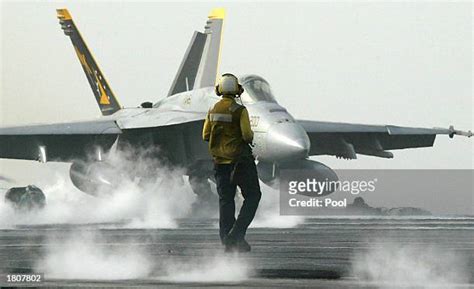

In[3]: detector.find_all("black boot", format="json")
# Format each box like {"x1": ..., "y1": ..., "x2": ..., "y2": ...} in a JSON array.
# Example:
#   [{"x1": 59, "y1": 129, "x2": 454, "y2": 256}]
[
  {"x1": 236, "y1": 239, "x2": 251, "y2": 252},
  {"x1": 223, "y1": 235, "x2": 251, "y2": 253}
]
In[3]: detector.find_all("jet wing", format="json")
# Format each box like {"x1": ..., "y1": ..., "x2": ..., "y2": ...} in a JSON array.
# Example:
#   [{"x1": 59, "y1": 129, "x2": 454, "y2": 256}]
[
  {"x1": 0, "y1": 120, "x2": 121, "y2": 162},
  {"x1": 116, "y1": 110, "x2": 206, "y2": 129},
  {"x1": 298, "y1": 120, "x2": 472, "y2": 159}
]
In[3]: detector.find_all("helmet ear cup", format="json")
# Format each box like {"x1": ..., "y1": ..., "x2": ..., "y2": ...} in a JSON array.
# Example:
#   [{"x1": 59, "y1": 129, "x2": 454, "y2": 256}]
[
  {"x1": 238, "y1": 84, "x2": 244, "y2": 95},
  {"x1": 215, "y1": 84, "x2": 222, "y2": 96}
]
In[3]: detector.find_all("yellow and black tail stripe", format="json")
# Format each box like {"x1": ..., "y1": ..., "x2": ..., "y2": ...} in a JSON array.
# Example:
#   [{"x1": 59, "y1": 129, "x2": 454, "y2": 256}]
[{"x1": 57, "y1": 9, "x2": 121, "y2": 116}]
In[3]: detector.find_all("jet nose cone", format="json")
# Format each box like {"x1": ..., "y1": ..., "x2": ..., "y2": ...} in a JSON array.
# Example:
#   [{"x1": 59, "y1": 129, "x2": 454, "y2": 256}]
[{"x1": 265, "y1": 122, "x2": 310, "y2": 161}]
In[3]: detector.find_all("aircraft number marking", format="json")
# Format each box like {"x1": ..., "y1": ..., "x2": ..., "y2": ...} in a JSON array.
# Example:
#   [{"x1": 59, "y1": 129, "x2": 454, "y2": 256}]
[{"x1": 250, "y1": 116, "x2": 260, "y2": 127}]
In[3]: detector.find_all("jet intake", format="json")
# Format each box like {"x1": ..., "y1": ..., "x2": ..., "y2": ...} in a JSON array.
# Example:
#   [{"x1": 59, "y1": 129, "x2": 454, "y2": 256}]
[{"x1": 69, "y1": 161, "x2": 119, "y2": 195}]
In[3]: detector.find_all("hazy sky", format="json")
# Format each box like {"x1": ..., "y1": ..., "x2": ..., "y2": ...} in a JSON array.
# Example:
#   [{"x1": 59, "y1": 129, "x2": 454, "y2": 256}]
[{"x1": 0, "y1": 1, "x2": 472, "y2": 214}]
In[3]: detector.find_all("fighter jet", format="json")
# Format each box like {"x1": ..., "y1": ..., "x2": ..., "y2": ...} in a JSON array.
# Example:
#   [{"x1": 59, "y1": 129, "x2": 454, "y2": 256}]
[{"x1": 0, "y1": 8, "x2": 471, "y2": 201}]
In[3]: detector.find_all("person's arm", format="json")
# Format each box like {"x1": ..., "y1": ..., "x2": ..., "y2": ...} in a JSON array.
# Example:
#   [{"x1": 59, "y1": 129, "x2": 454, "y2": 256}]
[
  {"x1": 202, "y1": 112, "x2": 211, "y2": 141},
  {"x1": 240, "y1": 108, "x2": 254, "y2": 143}
]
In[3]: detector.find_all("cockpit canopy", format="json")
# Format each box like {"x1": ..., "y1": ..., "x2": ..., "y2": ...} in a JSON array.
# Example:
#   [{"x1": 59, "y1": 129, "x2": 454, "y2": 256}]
[{"x1": 239, "y1": 75, "x2": 276, "y2": 103}]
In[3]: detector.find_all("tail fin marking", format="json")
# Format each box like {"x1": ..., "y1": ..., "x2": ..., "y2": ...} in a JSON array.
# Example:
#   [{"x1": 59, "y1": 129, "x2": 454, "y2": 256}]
[{"x1": 57, "y1": 9, "x2": 120, "y2": 115}]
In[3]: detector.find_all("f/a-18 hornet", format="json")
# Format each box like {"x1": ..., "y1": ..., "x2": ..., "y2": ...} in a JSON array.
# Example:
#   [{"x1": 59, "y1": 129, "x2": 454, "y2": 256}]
[{"x1": 0, "y1": 8, "x2": 471, "y2": 203}]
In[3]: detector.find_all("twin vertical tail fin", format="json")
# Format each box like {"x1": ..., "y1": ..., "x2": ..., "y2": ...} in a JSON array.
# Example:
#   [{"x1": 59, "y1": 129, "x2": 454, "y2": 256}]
[
  {"x1": 167, "y1": 8, "x2": 225, "y2": 96},
  {"x1": 57, "y1": 9, "x2": 121, "y2": 116}
]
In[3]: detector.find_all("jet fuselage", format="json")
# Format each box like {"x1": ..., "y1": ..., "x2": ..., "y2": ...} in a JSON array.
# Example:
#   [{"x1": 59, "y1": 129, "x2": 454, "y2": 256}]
[{"x1": 106, "y1": 75, "x2": 310, "y2": 166}]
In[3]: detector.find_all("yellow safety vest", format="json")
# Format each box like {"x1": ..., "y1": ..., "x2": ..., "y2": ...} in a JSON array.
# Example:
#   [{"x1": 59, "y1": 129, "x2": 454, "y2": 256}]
[{"x1": 202, "y1": 96, "x2": 253, "y2": 164}]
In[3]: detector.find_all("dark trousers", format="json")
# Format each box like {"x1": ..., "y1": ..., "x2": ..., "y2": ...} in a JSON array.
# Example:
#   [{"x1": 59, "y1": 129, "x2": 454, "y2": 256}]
[{"x1": 214, "y1": 160, "x2": 262, "y2": 242}]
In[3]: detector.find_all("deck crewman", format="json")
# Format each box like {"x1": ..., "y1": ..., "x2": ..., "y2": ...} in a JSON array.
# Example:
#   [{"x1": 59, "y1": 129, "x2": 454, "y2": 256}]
[{"x1": 202, "y1": 73, "x2": 262, "y2": 252}]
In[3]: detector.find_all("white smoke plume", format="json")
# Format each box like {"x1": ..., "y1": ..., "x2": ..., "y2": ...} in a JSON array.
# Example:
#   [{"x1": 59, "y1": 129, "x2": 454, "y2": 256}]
[
  {"x1": 35, "y1": 230, "x2": 251, "y2": 282},
  {"x1": 351, "y1": 240, "x2": 470, "y2": 289},
  {"x1": 251, "y1": 184, "x2": 305, "y2": 228},
  {"x1": 0, "y1": 146, "x2": 196, "y2": 229},
  {"x1": 160, "y1": 255, "x2": 251, "y2": 282},
  {"x1": 0, "y1": 144, "x2": 304, "y2": 229},
  {"x1": 35, "y1": 231, "x2": 153, "y2": 280},
  {"x1": 3, "y1": 146, "x2": 283, "y2": 283}
]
